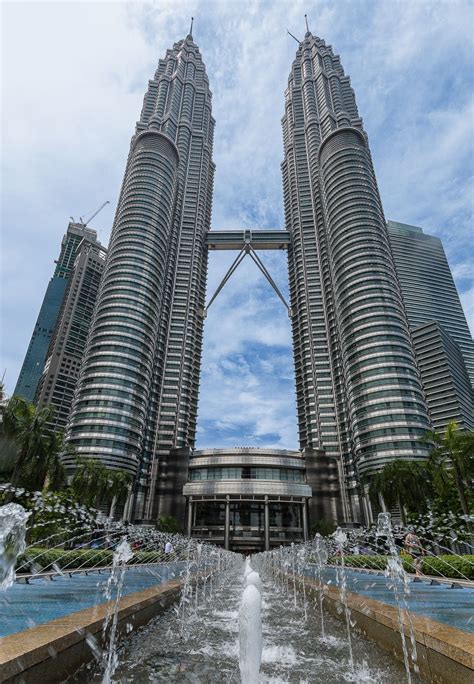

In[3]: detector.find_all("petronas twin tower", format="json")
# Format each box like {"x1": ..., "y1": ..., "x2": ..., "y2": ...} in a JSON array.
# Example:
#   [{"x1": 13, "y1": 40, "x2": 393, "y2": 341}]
[{"x1": 65, "y1": 28, "x2": 431, "y2": 526}]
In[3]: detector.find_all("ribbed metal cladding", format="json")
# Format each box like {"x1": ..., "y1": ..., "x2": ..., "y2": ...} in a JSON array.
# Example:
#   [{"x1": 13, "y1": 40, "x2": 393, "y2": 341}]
[
  {"x1": 139, "y1": 35, "x2": 215, "y2": 520},
  {"x1": 65, "y1": 130, "x2": 179, "y2": 476},
  {"x1": 282, "y1": 31, "x2": 431, "y2": 511},
  {"x1": 319, "y1": 128, "x2": 430, "y2": 475},
  {"x1": 66, "y1": 34, "x2": 215, "y2": 518}
]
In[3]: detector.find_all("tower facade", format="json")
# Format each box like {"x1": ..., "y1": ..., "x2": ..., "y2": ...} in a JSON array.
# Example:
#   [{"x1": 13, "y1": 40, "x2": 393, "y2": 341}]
[
  {"x1": 65, "y1": 33, "x2": 215, "y2": 520},
  {"x1": 62, "y1": 29, "x2": 442, "y2": 531},
  {"x1": 14, "y1": 223, "x2": 100, "y2": 403},
  {"x1": 282, "y1": 31, "x2": 431, "y2": 519}
]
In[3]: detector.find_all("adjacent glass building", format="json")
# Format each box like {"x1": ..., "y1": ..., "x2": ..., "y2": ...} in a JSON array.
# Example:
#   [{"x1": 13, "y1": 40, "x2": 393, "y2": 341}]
[
  {"x1": 14, "y1": 223, "x2": 101, "y2": 403},
  {"x1": 35, "y1": 238, "x2": 107, "y2": 432},
  {"x1": 388, "y1": 221, "x2": 474, "y2": 389},
  {"x1": 411, "y1": 322, "x2": 473, "y2": 432},
  {"x1": 388, "y1": 221, "x2": 474, "y2": 432}
]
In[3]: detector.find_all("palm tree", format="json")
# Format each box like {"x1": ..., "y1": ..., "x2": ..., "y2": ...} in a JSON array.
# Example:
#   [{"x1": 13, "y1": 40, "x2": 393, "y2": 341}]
[
  {"x1": 107, "y1": 469, "x2": 132, "y2": 517},
  {"x1": 71, "y1": 457, "x2": 109, "y2": 507},
  {"x1": 3, "y1": 396, "x2": 56, "y2": 486},
  {"x1": 368, "y1": 459, "x2": 432, "y2": 524},
  {"x1": 425, "y1": 421, "x2": 474, "y2": 526},
  {"x1": 38, "y1": 432, "x2": 67, "y2": 491}
]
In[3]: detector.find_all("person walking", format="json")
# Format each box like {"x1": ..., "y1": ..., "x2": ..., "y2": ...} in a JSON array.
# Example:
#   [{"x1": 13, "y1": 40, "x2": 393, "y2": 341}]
[{"x1": 404, "y1": 530, "x2": 424, "y2": 577}]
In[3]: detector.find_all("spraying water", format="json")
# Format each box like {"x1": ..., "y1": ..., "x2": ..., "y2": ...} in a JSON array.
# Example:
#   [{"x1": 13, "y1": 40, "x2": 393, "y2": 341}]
[
  {"x1": 239, "y1": 562, "x2": 263, "y2": 684},
  {"x1": 334, "y1": 527, "x2": 355, "y2": 672},
  {"x1": 377, "y1": 512, "x2": 418, "y2": 682},
  {"x1": 102, "y1": 538, "x2": 134, "y2": 684},
  {"x1": 0, "y1": 503, "x2": 31, "y2": 590},
  {"x1": 312, "y1": 533, "x2": 328, "y2": 638},
  {"x1": 246, "y1": 570, "x2": 262, "y2": 593}
]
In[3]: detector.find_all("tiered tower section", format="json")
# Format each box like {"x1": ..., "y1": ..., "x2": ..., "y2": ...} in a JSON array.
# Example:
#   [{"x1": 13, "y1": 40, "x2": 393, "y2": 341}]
[
  {"x1": 66, "y1": 34, "x2": 215, "y2": 517},
  {"x1": 282, "y1": 32, "x2": 431, "y2": 518}
]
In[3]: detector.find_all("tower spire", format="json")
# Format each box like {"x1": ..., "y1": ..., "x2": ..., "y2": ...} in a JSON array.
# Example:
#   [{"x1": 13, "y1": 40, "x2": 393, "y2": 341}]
[
  {"x1": 189, "y1": 16, "x2": 194, "y2": 37},
  {"x1": 305, "y1": 14, "x2": 309, "y2": 33}
]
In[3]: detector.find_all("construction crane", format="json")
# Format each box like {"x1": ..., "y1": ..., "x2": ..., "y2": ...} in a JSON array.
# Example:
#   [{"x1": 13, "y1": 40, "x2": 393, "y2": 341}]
[{"x1": 79, "y1": 200, "x2": 110, "y2": 227}]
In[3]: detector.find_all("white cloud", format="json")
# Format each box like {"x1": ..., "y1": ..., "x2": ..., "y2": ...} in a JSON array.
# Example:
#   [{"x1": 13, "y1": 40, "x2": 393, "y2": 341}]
[{"x1": 460, "y1": 287, "x2": 474, "y2": 336}]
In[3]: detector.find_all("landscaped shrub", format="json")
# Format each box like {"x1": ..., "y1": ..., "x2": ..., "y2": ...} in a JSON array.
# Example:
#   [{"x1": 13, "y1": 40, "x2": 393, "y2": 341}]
[
  {"x1": 327, "y1": 554, "x2": 386, "y2": 570},
  {"x1": 16, "y1": 547, "x2": 184, "y2": 572},
  {"x1": 325, "y1": 554, "x2": 474, "y2": 579},
  {"x1": 17, "y1": 547, "x2": 114, "y2": 572},
  {"x1": 421, "y1": 555, "x2": 474, "y2": 580}
]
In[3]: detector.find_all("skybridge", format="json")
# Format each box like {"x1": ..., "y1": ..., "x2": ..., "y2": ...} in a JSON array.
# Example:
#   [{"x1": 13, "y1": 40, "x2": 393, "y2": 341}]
[{"x1": 204, "y1": 229, "x2": 292, "y2": 316}]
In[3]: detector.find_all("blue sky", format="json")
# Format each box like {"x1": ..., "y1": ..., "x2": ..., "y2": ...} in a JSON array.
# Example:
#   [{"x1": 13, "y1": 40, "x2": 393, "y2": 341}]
[{"x1": 1, "y1": 0, "x2": 473, "y2": 450}]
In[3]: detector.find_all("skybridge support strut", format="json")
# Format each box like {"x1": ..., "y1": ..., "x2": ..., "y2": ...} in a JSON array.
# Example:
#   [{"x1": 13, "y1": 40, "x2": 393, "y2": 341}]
[{"x1": 204, "y1": 241, "x2": 292, "y2": 317}]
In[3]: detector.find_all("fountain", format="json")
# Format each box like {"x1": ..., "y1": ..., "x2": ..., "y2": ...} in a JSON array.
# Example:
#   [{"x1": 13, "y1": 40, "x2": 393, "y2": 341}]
[
  {"x1": 101, "y1": 538, "x2": 134, "y2": 684},
  {"x1": 312, "y1": 533, "x2": 328, "y2": 639},
  {"x1": 334, "y1": 527, "x2": 355, "y2": 673},
  {"x1": 239, "y1": 562, "x2": 263, "y2": 684},
  {"x1": 1, "y1": 489, "x2": 473, "y2": 683},
  {"x1": 0, "y1": 503, "x2": 30, "y2": 590},
  {"x1": 377, "y1": 512, "x2": 418, "y2": 681}
]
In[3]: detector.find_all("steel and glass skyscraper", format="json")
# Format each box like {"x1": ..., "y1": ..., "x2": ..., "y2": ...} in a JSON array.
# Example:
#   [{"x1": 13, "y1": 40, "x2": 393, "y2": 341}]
[
  {"x1": 387, "y1": 220, "x2": 474, "y2": 432},
  {"x1": 388, "y1": 221, "x2": 474, "y2": 388},
  {"x1": 35, "y1": 238, "x2": 107, "y2": 432},
  {"x1": 66, "y1": 31, "x2": 215, "y2": 520},
  {"x1": 14, "y1": 223, "x2": 101, "y2": 402},
  {"x1": 282, "y1": 31, "x2": 431, "y2": 519},
  {"x1": 66, "y1": 28, "x2": 435, "y2": 528}
]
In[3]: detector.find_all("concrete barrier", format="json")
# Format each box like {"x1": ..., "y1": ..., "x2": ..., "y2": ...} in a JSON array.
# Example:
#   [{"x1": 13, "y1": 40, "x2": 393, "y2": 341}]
[{"x1": 0, "y1": 580, "x2": 182, "y2": 683}]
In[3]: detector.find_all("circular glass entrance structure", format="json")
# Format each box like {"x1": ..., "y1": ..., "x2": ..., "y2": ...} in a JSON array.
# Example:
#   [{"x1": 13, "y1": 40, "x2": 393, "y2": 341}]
[{"x1": 182, "y1": 447, "x2": 312, "y2": 552}]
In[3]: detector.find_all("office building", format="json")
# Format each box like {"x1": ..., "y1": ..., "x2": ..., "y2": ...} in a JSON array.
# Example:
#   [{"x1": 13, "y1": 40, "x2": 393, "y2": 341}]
[
  {"x1": 388, "y1": 221, "x2": 474, "y2": 432},
  {"x1": 35, "y1": 238, "x2": 107, "y2": 432},
  {"x1": 65, "y1": 31, "x2": 215, "y2": 525},
  {"x1": 388, "y1": 220, "x2": 474, "y2": 389},
  {"x1": 411, "y1": 322, "x2": 473, "y2": 432},
  {"x1": 14, "y1": 223, "x2": 101, "y2": 402},
  {"x1": 281, "y1": 31, "x2": 431, "y2": 520}
]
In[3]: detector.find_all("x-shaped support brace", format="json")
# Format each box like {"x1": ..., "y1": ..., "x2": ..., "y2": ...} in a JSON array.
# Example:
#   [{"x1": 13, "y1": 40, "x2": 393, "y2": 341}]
[{"x1": 204, "y1": 241, "x2": 292, "y2": 317}]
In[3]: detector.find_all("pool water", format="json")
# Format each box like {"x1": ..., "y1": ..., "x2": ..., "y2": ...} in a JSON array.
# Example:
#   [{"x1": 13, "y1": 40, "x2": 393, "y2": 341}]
[
  {"x1": 0, "y1": 563, "x2": 185, "y2": 637},
  {"x1": 305, "y1": 566, "x2": 474, "y2": 634},
  {"x1": 71, "y1": 566, "x2": 424, "y2": 683}
]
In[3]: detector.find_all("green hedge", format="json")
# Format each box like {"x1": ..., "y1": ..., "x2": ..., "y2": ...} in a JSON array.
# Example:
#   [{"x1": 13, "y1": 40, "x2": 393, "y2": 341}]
[
  {"x1": 16, "y1": 548, "x2": 181, "y2": 572},
  {"x1": 326, "y1": 554, "x2": 474, "y2": 580},
  {"x1": 421, "y1": 555, "x2": 474, "y2": 580},
  {"x1": 328, "y1": 555, "x2": 387, "y2": 570},
  {"x1": 17, "y1": 548, "x2": 114, "y2": 571}
]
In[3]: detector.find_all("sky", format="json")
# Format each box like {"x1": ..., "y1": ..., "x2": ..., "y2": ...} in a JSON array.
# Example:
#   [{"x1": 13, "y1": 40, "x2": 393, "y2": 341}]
[{"x1": 1, "y1": 0, "x2": 473, "y2": 450}]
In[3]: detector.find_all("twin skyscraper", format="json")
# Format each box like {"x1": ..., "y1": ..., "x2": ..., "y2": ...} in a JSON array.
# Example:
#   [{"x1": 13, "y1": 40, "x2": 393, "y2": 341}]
[{"x1": 16, "y1": 27, "x2": 473, "y2": 537}]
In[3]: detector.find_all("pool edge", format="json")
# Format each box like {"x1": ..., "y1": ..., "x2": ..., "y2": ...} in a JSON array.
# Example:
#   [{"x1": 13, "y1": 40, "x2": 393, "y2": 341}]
[
  {"x1": 303, "y1": 576, "x2": 474, "y2": 684},
  {"x1": 0, "y1": 579, "x2": 182, "y2": 683}
]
